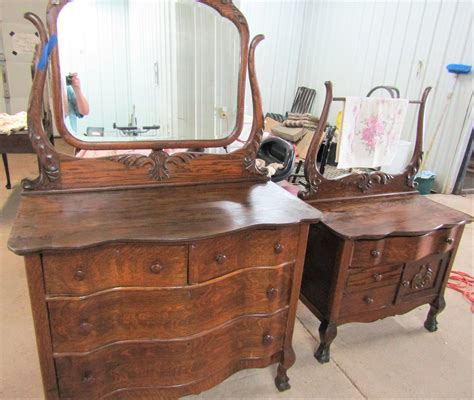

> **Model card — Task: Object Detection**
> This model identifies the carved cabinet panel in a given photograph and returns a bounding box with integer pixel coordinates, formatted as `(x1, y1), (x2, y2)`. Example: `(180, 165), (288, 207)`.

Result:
(396, 253), (450, 304)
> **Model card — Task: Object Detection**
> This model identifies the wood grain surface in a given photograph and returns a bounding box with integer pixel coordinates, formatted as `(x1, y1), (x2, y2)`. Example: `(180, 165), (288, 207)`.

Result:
(312, 194), (471, 240)
(189, 226), (298, 282)
(54, 309), (288, 399)
(43, 243), (187, 295)
(48, 264), (293, 353)
(8, 182), (322, 254)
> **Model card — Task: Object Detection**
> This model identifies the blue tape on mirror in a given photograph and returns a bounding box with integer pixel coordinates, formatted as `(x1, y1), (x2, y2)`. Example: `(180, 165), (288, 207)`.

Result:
(37, 34), (58, 71)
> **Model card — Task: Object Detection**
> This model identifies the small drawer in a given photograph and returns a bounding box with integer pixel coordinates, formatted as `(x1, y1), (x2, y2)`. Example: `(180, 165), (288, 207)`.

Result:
(345, 264), (403, 293)
(351, 226), (460, 268)
(339, 285), (398, 318)
(189, 226), (299, 283)
(43, 243), (187, 295)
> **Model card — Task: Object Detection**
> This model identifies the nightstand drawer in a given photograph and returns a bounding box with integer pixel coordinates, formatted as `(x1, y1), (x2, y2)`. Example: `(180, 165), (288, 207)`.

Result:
(43, 243), (187, 295)
(345, 264), (403, 293)
(189, 226), (299, 283)
(351, 227), (460, 268)
(339, 285), (398, 318)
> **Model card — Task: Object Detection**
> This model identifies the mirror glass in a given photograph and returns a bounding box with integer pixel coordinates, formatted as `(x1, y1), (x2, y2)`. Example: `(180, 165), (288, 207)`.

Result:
(57, 0), (241, 143)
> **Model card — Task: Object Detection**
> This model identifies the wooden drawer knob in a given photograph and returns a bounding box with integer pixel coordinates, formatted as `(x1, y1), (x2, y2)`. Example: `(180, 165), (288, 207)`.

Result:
(79, 321), (93, 336)
(150, 263), (164, 274)
(370, 249), (381, 258)
(262, 334), (274, 345)
(215, 254), (227, 264)
(81, 371), (94, 384)
(445, 237), (454, 244)
(74, 270), (86, 281)
(266, 287), (278, 300)
(364, 296), (374, 305)
(373, 273), (382, 282)
(274, 243), (284, 254)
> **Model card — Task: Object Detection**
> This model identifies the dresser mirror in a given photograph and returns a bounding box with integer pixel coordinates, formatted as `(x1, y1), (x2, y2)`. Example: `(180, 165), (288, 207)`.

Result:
(49, 0), (245, 149)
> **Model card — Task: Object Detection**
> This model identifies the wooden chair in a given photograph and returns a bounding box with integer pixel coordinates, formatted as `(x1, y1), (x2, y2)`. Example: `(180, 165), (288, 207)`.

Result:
(265, 86), (316, 122)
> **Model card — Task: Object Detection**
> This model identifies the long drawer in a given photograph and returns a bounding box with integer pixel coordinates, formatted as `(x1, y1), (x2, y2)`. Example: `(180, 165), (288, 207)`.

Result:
(48, 263), (293, 353)
(189, 226), (299, 283)
(43, 243), (187, 295)
(55, 309), (288, 400)
(351, 226), (459, 268)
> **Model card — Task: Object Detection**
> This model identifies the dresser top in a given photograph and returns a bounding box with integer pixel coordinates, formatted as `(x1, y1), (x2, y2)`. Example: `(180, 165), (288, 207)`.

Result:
(310, 193), (472, 240)
(8, 181), (322, 255)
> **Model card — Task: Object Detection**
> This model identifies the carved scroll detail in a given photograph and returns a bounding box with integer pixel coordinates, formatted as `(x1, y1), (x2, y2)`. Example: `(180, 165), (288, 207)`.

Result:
(411, 264), (433, 290)
(242, 34), (267, 178)
(406, 152), (423, 188)
(22, 12), (61, 191)
(109, 150), (198, 181)
(243, 128), (267, 176)
(339, 171), (395, 193)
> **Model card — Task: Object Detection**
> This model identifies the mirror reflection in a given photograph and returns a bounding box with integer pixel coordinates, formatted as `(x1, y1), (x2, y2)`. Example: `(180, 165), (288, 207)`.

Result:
(57, 0), (241, 142)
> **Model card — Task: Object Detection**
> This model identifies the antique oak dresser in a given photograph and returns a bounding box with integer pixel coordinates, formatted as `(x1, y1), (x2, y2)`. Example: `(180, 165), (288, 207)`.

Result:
(7, 2), (322, 399)
(298, 82), (471, 363)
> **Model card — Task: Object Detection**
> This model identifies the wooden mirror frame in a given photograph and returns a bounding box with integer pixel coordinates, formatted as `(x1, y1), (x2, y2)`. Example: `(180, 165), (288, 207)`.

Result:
(299, 81), (432, 203)
(23, 1), (268, 192)
(47, 0), (249, 150)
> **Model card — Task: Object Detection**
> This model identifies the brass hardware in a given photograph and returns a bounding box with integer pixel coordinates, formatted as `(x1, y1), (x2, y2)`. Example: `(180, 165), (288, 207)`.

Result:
(402, 280), (410, 288)
(274, 243), (283, 254)
(364, 296), (374, 305)
(74, 270), (86, 281)
(266, 287), (277, 300)
(150, 263), (163, 274)
(262, 334), (274, 345)
(215, 254), (227, 264)
(445, 237), (454, 244)
(81, 371), (94, 383)
(79, 321), (93, 336)
(370, 249), (381, 258)
(373, 273), (382, 282)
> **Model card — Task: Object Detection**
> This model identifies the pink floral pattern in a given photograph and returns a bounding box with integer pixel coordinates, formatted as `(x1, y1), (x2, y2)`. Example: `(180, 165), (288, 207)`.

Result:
(337, 97), (408, 169)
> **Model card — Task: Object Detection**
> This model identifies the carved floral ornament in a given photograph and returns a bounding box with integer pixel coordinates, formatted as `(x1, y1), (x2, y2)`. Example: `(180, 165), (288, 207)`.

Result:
(411, 264), (433, 290)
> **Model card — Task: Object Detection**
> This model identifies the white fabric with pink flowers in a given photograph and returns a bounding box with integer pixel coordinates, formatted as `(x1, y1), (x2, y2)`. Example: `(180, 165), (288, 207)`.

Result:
(337, 97), (408, 169)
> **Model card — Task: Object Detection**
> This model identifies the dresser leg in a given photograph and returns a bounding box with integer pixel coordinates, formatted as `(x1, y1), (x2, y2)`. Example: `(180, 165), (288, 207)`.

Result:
(424, 296), (446, 332)
(274, 363), (291, 392)
(314, 320), (337, 363)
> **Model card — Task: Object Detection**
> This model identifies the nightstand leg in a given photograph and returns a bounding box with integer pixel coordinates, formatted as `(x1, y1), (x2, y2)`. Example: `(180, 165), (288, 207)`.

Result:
(314, 320), (337, 363)
(424, 296), (446, 332)
(274, 363), (291, 392)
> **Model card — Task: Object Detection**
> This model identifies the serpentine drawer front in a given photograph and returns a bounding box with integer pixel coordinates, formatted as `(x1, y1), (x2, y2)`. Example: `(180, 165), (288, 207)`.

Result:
(189, 226), (299, 283)
(351, 227), (459, 268)
(48, 262), (293, 353)
(38, 226), (302, 398)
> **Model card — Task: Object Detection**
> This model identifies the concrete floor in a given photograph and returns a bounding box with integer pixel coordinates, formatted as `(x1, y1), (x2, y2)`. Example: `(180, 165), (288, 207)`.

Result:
(0, 141), (472, 399)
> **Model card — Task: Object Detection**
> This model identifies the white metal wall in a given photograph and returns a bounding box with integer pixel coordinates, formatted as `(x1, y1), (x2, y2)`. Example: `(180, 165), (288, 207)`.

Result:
(242, 0), (472, 193)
